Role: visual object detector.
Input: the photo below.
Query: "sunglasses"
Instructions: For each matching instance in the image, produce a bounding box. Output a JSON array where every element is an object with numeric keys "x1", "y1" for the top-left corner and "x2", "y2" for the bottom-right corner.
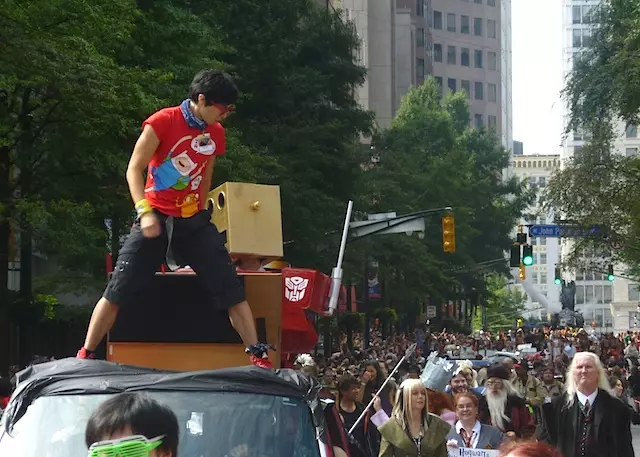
[
  {"x1": 87, "y1": 434, "x2": 164, "y2": 457},
  {"x1": 213, "y1": 103, "x2": 235, "y2": 118}
]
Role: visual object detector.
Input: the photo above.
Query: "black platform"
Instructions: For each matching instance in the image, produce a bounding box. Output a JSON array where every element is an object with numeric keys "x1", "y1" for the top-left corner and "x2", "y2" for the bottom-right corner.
[{"x1": 109, "y1": 274, "x2": 266, "y2": 344}]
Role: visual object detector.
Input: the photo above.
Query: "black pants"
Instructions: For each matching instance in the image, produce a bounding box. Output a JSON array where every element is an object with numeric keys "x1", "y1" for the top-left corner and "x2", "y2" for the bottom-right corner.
[{"x1": 104, "y1": 209, "x2": 245, "y2": 310}]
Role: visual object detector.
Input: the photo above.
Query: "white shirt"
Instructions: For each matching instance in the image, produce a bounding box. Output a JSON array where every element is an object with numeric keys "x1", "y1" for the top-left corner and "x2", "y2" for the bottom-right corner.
[
  {"x1": 576, "y1": 389, "x2": 598, "y2": 408},
  {"x1": 455, "y1": 420, "x2": 482, "y2": 448}
]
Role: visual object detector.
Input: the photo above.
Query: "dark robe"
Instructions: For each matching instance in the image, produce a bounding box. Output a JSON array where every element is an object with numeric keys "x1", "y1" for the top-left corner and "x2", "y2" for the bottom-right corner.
[{"x1": 540, "y1": 389, "x2": 635, "y2": 457}]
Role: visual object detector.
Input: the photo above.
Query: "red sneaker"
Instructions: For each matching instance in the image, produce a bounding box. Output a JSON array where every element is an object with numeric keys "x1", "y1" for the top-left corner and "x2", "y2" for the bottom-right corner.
[
  {"x1": 249, "y1": 354, "x2": 273, "y2": 369},
  {"x1": 76, "y1": 348, "x2": 96, "y2": 359}
]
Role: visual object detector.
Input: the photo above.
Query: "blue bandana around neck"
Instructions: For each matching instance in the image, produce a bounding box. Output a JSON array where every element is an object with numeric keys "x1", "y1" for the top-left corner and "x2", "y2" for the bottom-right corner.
[{"x1": 180, "y1": 99, "x2": 208, "y2": 131}]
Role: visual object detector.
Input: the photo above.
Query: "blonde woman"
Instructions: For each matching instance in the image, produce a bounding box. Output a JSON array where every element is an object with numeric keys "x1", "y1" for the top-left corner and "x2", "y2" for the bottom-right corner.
[{"x1": 378, "y1": 379, "x2": 450, "y2": 457}]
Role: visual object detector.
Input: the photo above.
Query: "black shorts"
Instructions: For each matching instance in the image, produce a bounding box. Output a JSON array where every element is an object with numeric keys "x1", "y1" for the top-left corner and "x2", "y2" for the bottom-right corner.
[{"x1": 103, "y1": 209, "x2": 245, "y2": 310}]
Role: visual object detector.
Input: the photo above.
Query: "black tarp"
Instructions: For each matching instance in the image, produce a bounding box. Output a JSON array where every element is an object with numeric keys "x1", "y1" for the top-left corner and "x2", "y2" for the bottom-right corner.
[{"x1": 3, "y1": 357, "x2": 323, "y2": 436}]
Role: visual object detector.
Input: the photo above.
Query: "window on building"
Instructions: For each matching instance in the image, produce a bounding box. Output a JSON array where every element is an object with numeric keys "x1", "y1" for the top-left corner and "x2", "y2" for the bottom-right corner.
[
  {"x1": 604, "y1": 285, "x2": 612, "y2": 303},
  {"x1": 433, "y1": 11, "x2": 442, "y2": 29},
  {"x1": 461, "y1": 15, "x2": 470, "y2": 34},
  {"x1": 487, "y1": 0, "x2": 495, "y2": 6},
  {"x1": 434, "y1": 43, "x2": 442, "y2": 62},
  {"x1": 604, "y1": 308, "x2": 612, "y2": 327},
  {"x1": 488, "y1": 83, "x2": 497, "y2": 102},
  {"x1": 538, "y1": 176, "x2": 546, "y2": 187},
  {"x1": 574, "y1": 145, "x2": 583, "y2": 157},
  {"x1": 447, "y1": 13, "x2": 456, "y2": 32},
  {"x1": 540, "y1": 273, "x2": 547, "y2": 284},
  {"x1": 416, "y1": 58, "x2": 425, "y2": 80},
  {"x1": 417, "y1": 27, "x2": 425, "y2": 47},
  {"x1": 539, "y1": 237, "x2": 546, "y2": 245},
  {"x1": 474, "y1": 17, "x2": 483, "y2": 36},
  {"x1": 540, "y1": 253, "x2": 547, "y2": 264},
  {"x1": 461, "y1": 48, "x2": 470, "y2": 66},
  {"x1": 461, "y1": 80, "x2": 471, "y2": 98},
  {"x1": 475, "y1": 114, "x2": 483, "y2": 128},
  {"x1": 629, "y1": 284, "x2": 640, "y2": 302},
  {"x1": 533, "y1": 273, "x2": 539, "y2": 284},
  {"x1": 448, "y1": 78, "x2": 456, "y2": 93},
  {"x1": 488, "y1": 19, "x2": 496, "y2": 38},
  {"x1": 626, "y1": 124, "x2": 638, "y2": 138},
  {"x1": 488, "y1": 115, "x2": 497, "y2": 129},
  {"x1": 626, "y1": 147, "x2": 638, "y2": 157},
  {"x1": 572, "y1": 5, "x2": 582, "y2": 24},
  {"x1": 488, "y1": 51, "x2": 497, "y2": 71},
  {"x1": 416, "y1": 0, "x2": 424, "y2": 16},
  {"x1": 576, "y1": 285, "x2": 585, "y2": 304},
  {"x1": 474, "y1": 0, "x2": 482, "y2": 4},
  {"x1": 474, "y1": 82, "x2": 483, "y2": 100},
  {"x1": 447, "y1": 45, "x2": 456, "y2": 65},
  {"x1": 474, "y1": 50, "x2": 483, "y2": 68}
]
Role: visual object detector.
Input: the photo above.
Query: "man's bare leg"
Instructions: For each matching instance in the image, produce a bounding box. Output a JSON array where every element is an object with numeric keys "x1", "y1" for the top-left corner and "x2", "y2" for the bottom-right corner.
[
  {"x1": 228, "y1": 300, "x2": 258, "y2": 347},
  {"x1": 82, "y1": 297, "x2": 120, "y2": 352}
]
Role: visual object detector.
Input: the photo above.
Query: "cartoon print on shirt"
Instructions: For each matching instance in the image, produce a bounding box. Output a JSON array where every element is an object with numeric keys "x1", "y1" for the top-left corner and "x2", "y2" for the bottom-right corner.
[
  {"x1": 145, "y1": 135, "x2": 211, "y2": 193},
  {"x1": 176, "y1": 193, "x2": 200, "y2": 218},
  {"x1": 191, "y1": 133, "x2": 216, "y2": 155},
  {"x1": 146, "y1": 151, "x2": 196, "y2": 192}
]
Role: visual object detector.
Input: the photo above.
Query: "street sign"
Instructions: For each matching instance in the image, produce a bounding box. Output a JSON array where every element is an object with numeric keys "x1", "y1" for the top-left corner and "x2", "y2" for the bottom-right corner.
[
  {"x1": 529, "y1": 224, "x2": 602, "y2": 238},
  {"x1": 426, "y1": 305, "x2": 437, "y2": 318}
]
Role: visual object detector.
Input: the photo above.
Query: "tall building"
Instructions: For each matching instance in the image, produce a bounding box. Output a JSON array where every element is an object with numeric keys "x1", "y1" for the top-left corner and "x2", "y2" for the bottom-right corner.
[
  {"x1": 561, "y1": 0, "x2": 640, "y2": 332},
  {"x1": 511, "y1": 154, "x2": 562, "y2": 319},
  {"x1": 430, "y1": 0, "x2": 512, "y2": 149},
  {"x1": 325, "y1": 0, "x2": 513, "y2": 147}
]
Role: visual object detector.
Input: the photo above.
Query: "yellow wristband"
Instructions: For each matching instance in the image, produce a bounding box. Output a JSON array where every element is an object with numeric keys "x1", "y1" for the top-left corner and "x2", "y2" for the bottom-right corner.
[{"x1": 135, "y1": 199, "x2": 152, "y2": 217}]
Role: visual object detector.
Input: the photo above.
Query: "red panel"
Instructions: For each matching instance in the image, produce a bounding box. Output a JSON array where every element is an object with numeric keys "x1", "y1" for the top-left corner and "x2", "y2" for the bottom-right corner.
[
  {"x1": 282, "y1": 268, "x2": 331, "y2": 314},
  {"x1": 281, "y1": 305, "x2": 318, "y2": 353}
]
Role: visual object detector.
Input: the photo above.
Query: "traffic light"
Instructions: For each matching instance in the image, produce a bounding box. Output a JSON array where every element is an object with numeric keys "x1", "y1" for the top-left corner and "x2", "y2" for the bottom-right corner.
[
  {"x1": 442, "y1": 214, "x2": 456, "y2": 253},
  {"x1": 516, "y1": 232, "x2": 527, "y2": 244},
  {"x1": 519, "y1": 263, "x2": 526, "y2": 280},
  {"x1": 607, "y1": 264, "x2": 614, "y2": 281},
  {"x1": 522, "y1": 245, "x2": 533, "y2": 266},
  {"x1": 509, "y1": 245, "x2": 520, "y2": 267},
  {"x1": 554, "y1": 266, "x2": 561, "y2": 285}
]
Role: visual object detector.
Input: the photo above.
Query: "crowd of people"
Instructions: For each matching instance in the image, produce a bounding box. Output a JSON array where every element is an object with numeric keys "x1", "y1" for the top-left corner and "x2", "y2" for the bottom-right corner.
[{"x1": 292, "y1": 327, "x2": 639, "y2": 456}]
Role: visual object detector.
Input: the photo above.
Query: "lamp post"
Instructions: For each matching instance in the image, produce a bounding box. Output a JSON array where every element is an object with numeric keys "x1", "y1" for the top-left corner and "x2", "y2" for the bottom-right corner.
[{"x1": 346, "y1": 207, "x2": 454, "y2": 349}]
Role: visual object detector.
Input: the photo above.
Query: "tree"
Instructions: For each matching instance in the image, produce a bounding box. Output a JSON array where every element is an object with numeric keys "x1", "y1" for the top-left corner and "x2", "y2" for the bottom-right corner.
[
  {"x1": 545, "y1": 0, "x2": 640, "y2": 270},
  {"x1": 472, "y1": 274, "x2": 527, "y2": 332},
  {"x1": 354, "y1": 79, "x2": 532, "y2": 315},
  {"x1": 209, "y1": 0, "x2": 374, "y2": 270}
]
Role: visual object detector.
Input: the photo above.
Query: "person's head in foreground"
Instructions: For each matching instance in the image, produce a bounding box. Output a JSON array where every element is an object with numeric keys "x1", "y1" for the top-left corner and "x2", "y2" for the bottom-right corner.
[
  {"x1": 85, "y1": 392, "x2": 179, "y2": 457},
  {"x1": 499, "y1": 440, "x2": 564, "y2": 457}
]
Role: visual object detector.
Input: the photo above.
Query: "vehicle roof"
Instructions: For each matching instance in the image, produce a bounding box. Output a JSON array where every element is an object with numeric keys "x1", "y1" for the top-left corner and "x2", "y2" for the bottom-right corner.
[{"x1": 3, "y1": 358, "x2": 321, "y2": 434}]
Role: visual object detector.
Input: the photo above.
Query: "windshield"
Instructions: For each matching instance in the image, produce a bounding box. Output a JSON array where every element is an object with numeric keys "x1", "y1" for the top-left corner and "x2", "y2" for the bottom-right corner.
[{"x1": 0, "y1": 391, "x2": 320, "y2": 457}]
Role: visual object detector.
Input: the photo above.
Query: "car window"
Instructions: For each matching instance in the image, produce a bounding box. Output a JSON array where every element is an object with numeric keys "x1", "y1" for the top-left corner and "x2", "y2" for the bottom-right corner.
[{"x1": 0, "y1": 391, "x2": 319, "y2": 457}]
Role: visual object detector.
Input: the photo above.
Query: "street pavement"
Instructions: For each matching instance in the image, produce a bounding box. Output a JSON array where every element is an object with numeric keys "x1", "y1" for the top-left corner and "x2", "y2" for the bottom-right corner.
[{"x1": 633, "y1": 425, "x2": 640, "y2": 455}]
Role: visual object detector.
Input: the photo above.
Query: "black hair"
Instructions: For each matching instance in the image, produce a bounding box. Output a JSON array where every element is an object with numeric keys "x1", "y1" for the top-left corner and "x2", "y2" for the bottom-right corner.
[
  {"x1": 337, "y1": 374, "x2": 360, "y2": 393},
  {"x1": 0, "y1": 377, "x2": 13, "y2": 397},
  {"x1": 408, "y1": 365, "x2": 420, "y2": 374},
  {"x1": 188, "y1": 69, "x2": 238, "y2": 106},
  {"x1": 85, "y1": 393, "x2": 179, "y2": 456}
]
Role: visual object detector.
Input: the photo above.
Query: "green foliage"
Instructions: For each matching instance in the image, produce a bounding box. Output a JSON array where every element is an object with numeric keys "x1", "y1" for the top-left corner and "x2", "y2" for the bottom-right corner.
[
  {"x1": 471, "y1": 274, "x2": 527, "y2": 332},
  {"x1": 546, "y1": 0, "x2": 640, "y2": 270},
  {"x1": 355, "y1": 78, "x2": 532, "y2": 310},
  {"x1": 1, "y1": 0, "x2": 372, "y2": 304}
]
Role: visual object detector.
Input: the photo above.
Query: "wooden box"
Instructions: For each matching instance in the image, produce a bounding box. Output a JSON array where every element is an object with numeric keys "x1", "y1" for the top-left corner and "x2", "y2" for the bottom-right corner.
[
  {"x1": 207, "y1": 182, "x2": 283, "y2": 261},
  {"x1": 107, "y1": 272, "x2": 282, "y2": 371}
]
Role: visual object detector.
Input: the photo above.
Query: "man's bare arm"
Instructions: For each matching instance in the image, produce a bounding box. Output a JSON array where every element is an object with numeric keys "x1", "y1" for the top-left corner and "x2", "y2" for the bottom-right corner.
[{"x1": 125, "y1": 124, "x2": 160, "y2": 204}]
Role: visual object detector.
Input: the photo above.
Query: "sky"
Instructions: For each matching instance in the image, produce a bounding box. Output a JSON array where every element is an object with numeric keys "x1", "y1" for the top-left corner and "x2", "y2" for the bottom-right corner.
[{"x1": 511, "y1": 0, "x2": 564, "y2": 156}]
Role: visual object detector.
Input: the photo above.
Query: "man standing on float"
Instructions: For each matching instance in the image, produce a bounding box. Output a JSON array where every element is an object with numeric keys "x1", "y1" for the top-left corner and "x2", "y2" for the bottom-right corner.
[{"x1": 76, "y1": 69, "x2": 273, "y2": 368}]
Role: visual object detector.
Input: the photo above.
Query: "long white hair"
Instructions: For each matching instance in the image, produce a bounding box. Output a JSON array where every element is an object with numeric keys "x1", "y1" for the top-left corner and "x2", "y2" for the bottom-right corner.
[{"x1": 564, "y1": 352, "x2": 612, "y2": 407}]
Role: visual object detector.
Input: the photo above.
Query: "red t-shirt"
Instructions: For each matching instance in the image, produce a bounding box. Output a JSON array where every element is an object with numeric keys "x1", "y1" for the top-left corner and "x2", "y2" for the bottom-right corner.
[{"x1": 142, "y1": 106, "x2": 226, "y2": 217}]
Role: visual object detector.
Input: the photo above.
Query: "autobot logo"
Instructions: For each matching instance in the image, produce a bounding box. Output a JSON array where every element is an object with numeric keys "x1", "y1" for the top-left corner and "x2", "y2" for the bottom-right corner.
[{"x1": 285, "y1": 276, "x2": 309, "y2": 302}]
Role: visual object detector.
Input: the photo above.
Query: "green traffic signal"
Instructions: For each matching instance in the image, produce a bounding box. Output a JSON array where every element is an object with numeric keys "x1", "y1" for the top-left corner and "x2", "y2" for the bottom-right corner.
[
  {"x1": 554, "y1": 266, "x2": 561, "y2": 285},
  {"x1": 522, "y1": 245, "x2": 533, "y2": 266},
  {"x1": 554, "y1": 278, "x2": 561, "y2": 285},
  {"x1": 607, "y1": 264, "x2": 614, "y2": 281}
]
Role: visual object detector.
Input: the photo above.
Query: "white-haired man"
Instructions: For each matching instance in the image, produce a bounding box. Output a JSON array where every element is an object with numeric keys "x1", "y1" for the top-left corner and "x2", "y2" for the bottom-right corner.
[
  {"x1": 477, "y1": 364, "x2": 534, "y2": 439},
  {"x1": 541, "y1": 351, "x2": 634, "y2": 457}
]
